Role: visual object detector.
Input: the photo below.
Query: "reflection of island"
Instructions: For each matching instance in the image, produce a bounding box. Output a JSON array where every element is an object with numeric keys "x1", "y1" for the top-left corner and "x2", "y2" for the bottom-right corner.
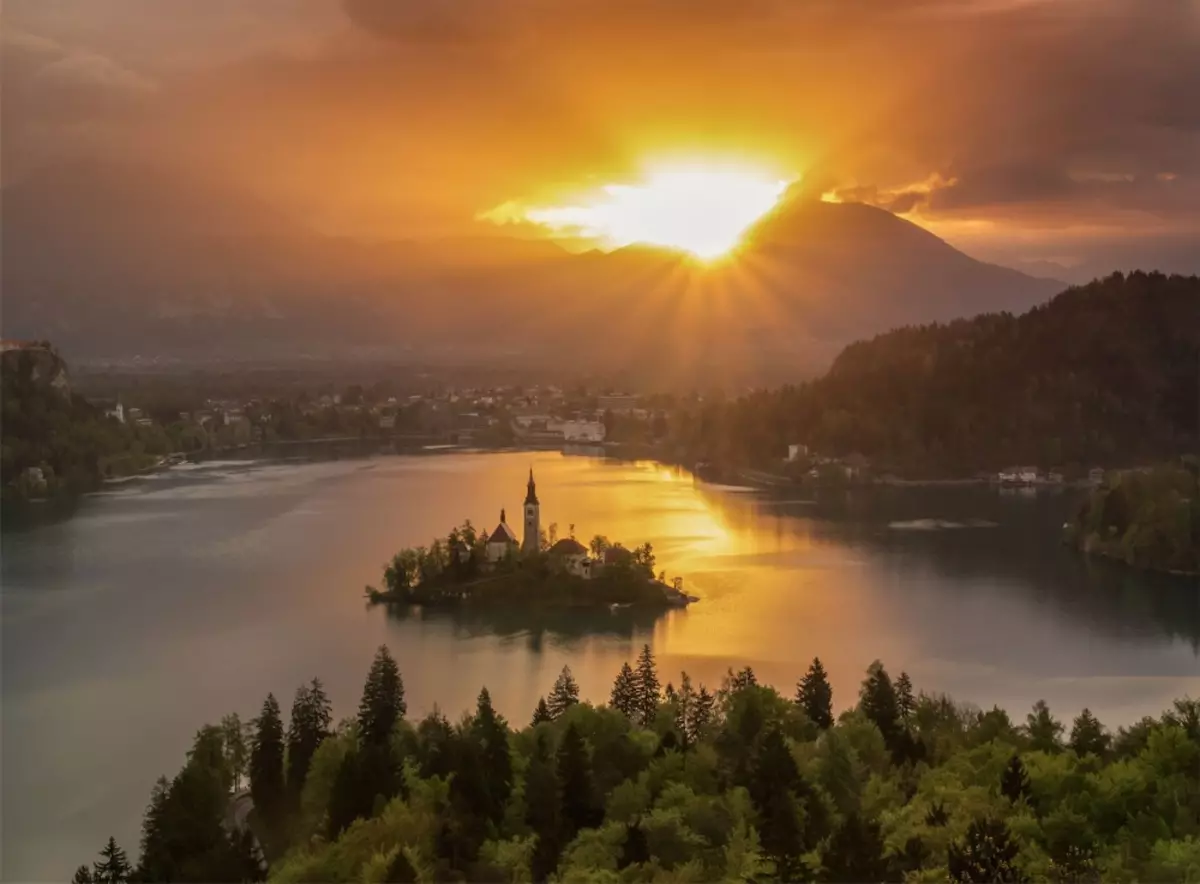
[{"x1": 367, "y1": 469, "x2": 697, "y2": 610}]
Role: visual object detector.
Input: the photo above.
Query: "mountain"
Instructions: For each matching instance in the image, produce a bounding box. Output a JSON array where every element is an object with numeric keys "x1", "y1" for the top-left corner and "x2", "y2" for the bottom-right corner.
[
  {"x1": 1, "y1": 162, "x2": 1062, "y2": 385},
  {"x1": 681, "y1": 271, "x2": 1200, "y2": 474}
]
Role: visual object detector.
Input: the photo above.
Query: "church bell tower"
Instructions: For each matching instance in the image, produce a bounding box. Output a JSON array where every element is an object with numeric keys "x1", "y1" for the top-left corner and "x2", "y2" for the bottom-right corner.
[{"x1": 523, "y1": 467, "x2": 540, "y2": 553}]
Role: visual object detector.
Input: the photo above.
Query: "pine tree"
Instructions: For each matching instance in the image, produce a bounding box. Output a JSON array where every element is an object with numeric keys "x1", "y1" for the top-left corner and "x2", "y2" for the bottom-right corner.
[
  {"x1": 1025, "y1": 700, "x2": 1065, "y2": 753},
  {"x1": 948, "y1": 818, "x2": 1026, "y2": 883},
  {"x1": 618, "y1": 822, "x2": 651, "y2": 869},
  {"x1": 1069, "y1": 708, "x2": 1110, "y2": 757},
  {"x1": 634, "y1": 644, "x2": 661, "y2": 727},
  {"x1": 220, "y1": 712, "x2": 250, "y2": 792},
  {"x1": 359, "y1": 645, "x2": 406, "y2": 747},
  {"x1": 925, "y1": 800, "x2": 950, "y2": 827},
  {"x1": 824, "y1": 813, "x2": 889, "y2": 883},
  {"x1": 470, "y1": 687, "x2": 513, "y2": 823},
  {"x1": 288, "y1": 678, "x2": 333, "y2": 801},
  {"x1": 525, "y1": 734, "x2": 561, "y2": 881},
  {"x1": 557, "y1": 722, "x2": 600, "y2": 838},
  {"x1": 249, "y1": 693, "x2": 286, "y2": 826},
  {"x1": 687, "y1": 685, "x2": 715, "y2": 741},
  {"x1": 547, "y1": 665, "x2": 580, "y2": 719},
  {"x1": 92, "y1": 836, "x2": 133, "y2": 884},
  {"x1": 896, "y1": 671, "x2": 916, "y2": 721},
  {"x1": 729, "y1": 666, "x2": 758, "y2": 692},
  {"x1": 675, "y1": 672, "x2": 696, "y2": 747},
  {"x1": 531, "y1": 696, "x2": 552, "y2": 726},
  {"x1": 72, "y1": 866, "x2": 94, "y2": 884},
  {"x1": 136, "y1": 776, "x2": 171, "y2": 881},
  {"x1": 1000, "y1": 754, "x2": 1032, "y2": 804},
  {"x1": 859, "y1": 660, "x2": 900, "y2": 745},
  {"x1": 796, "y1": 657, "x2": 834, "y2": 730},
  {"x1": 749, "y1": 728, "x2": 806, "y2": 882},
  {"x1": 610, "y1": 662, "x2": 639, "y2": 719}
]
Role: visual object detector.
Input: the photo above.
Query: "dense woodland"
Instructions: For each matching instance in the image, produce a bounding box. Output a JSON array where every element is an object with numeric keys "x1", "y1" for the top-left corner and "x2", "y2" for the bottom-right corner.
[
  {"x1": 671, "y1": 273, "x2": 1200, "y2": 475},
  {"x1": 0, "y1": 346, "x2": 174, "y2": 496},
  {"x1": 75, "y1": 646, "x2": 1200, "y2": 883},
  {"x1": 1068, "y1": 461, "x2": 1200, "y2": 575}
]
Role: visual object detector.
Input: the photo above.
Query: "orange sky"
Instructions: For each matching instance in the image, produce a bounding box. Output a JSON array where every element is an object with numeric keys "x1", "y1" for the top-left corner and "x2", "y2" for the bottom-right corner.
[{"x1": 2, "y1": 0, "x2": 1198, "y2": 274}]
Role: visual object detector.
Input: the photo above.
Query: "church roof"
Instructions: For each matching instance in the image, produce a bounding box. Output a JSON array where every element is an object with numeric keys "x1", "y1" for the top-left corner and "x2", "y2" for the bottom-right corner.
[
  {"x1": 487, "y1": 521, "x2": 518, "y2": 544},
  {"x1": 525, "y1": 467, "x2": 539, "y2": 505},
  {"x1": 548, "y1": 537, "x2": 587, "y2": 556}
]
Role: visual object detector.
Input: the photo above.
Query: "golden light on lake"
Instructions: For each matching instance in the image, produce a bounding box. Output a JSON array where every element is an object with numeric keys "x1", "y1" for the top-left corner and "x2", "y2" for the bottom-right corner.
[{"x1": 485, "y1": 161, "x2": 792, "y2": 259}]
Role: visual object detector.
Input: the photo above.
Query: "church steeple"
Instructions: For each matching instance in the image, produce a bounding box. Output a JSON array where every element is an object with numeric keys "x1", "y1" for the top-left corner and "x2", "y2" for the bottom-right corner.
[{"x1": 522, "y1": 467, "x2": 540, "y2": 553}]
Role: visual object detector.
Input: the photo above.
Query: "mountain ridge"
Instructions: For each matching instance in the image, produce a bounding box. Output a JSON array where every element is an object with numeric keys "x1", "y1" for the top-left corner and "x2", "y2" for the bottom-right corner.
[{"x1": 1, "y1": 161, "x2": 1063, "y2": 384}]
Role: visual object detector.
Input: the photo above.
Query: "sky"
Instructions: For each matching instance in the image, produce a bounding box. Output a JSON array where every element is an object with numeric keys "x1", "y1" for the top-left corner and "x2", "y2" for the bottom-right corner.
[{"x1": 3, "y1": 0, "x2": 1198, "y2": 274}]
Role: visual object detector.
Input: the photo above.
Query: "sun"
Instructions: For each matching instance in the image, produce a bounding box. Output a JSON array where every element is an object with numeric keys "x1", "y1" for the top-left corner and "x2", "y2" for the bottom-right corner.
[{"x1": 492, "y1": 162, "x2": 791, "y2": 259}]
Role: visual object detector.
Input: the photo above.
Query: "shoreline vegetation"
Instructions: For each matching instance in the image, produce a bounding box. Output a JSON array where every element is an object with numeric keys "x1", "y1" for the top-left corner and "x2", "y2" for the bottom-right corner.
[
  {"x1": 365, "y1": 522, "x2": 695, "y2": 610},
  {"x1": 73, "y1": 646, "x2": 1200, "y2": 883},
  {"x1": 1065, "y1": 460, "x2": 1200, "y2": 577}
]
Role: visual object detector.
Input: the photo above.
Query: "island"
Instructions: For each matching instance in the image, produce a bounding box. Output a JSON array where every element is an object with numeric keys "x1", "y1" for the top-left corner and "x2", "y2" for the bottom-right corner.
[
  {"x1": 365, "y1": 469, "x2": 697, "y2": 609},
  {"x1": 1064, "y1": 460, "x2": 1200, "y2": 576}
]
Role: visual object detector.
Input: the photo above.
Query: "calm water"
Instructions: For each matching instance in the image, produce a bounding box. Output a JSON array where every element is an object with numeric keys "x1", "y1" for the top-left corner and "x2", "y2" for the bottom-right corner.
[{"x1": 3, "y1": 451, "x2": 1198, "y2": 880}]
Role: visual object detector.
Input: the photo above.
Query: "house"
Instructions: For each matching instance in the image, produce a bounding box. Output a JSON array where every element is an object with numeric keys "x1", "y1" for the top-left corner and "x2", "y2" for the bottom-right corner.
[
  {"x1": 558, "y1": 420, "x2": 605, "y2": 443},
  {"x1": 484, "y1": 509, "x2": 519, "y2": 562},
  {"x1": 1088, "y1": 467, "x2": 1106, "y2": 486},
  {"x1": 999, "y1": 466, "x2": 1039, "y2": 485},
  {"x1": 597, "y1": 395, "x2": 638, "y2": 414},
  {"x1": 548, "y1": 537, "x2": 592, "y2": 577},
  {"x1": 787, "y1": 443, "x2": 808, "y2": 463}
]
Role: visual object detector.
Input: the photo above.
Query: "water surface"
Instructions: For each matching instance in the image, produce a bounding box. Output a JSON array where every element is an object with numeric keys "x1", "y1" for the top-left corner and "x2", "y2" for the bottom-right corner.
[{"x1": 3, "y1": 452, "x2": 1197, "y2": 880}]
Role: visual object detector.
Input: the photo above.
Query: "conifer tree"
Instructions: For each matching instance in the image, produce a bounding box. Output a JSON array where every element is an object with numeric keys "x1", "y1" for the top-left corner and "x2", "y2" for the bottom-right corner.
[
  {"x1": 610, "y1": 662, "x2": 639, "y2": 719},
  {"x1": 470, "y1": 687, "x2": 513, "y2": 823},
  {"x1": 925, "y1": 800, "x2": 950, "y2": 827},
  {"x1": 859, "y1": 660, "x2": 900, "y2": 745},
  {"x1": 287, "y1": 678, "x2": 333, "y2": 801},
  {"x1": 687, "y1": 686, "x2": 716, "y2": 741},
  {"x1": 1000, "y1": 754, "x2": 1032, "y2": 804},
  {"x1": 136, "y1": 776, "x2": 171, "y2": 881},
  {"x1": 219, "y1": 712, "x2": 250, "y2": 792},
  {"x1": 675, "y1": 672, "x2": 696, "y2": 746},
  {"x1": 557, "y1": 722, "x2": 599, "y2": 838},
  {"x1": 249, "y1": 693, "x2": 286, "y2": 826},
  {"x1": 547, "y1": 665, "x2": 581, "y2": 719},
  {"x1": 92, "y1": 836, "x2": 133, "y2": 884},
  {"x1": 634, "y1": 644, "x2": 661, "y2": 726},
  {"x1": 824, "y1": 813, "x2": 889, "y2": 883},
  {"x1": 359, "y1": 645, "x2": 406, "y2": 747},
  {"x1": 749, "y1": 728, "x2": 806, "y2": 881},
  {"x1": 1069, "y1": 708, "x2": 1110, "y2": 757},
  {"x1": 796, "y1": 657, "x2": 834, "y2": 730},
  {"x1": 896, "y1": 671, "x2": 916, "y2": 721},
  {"x1": 531, "y1": 696, "x2": 553, "y2": 725},
  {"x1": 524, "y1": 734, "x2": 561, "y2": 881},
  {"x1": 618, "y1": 822, "x2": 651, "y2": 869},
  {"x1": 947, "y1": 818, "x2": 1025, "y2": 883},
  {"x1": 1026, "y1": 700, "x2": 1065, "y2": 753},
  {"x1": 72, "y1": 866, "x2": 93, "y2": 884},
  {"x1": 729, "y1": 666, "x2": 758, "y2": 692}
]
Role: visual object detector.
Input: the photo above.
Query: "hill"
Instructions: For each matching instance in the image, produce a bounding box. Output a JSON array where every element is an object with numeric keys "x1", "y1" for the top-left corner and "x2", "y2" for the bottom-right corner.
[
  {"x1": 676, "y1": 272, "x2": 1200, "y2": 474},
  {"x1": 0, "y1": 161, "x2": 1060, "y2": 385}
]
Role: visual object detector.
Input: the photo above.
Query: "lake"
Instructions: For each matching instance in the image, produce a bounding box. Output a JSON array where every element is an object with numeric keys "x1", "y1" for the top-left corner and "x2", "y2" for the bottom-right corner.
[{"x1": 3, "y1": 451, "x2": 1198, "y2": 880}]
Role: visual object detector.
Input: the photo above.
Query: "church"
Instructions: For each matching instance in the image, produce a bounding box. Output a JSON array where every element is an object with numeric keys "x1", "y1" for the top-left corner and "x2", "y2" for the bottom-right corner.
[{"x1": 484, "y1": 468, "x2": 541, "y2": 562}]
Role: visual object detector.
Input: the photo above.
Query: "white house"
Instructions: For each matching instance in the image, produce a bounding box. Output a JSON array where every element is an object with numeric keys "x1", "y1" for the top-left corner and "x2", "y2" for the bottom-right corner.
[
  {"x1": 548, "y1": 537, "x2": 593, "y2": 577},
  {"x1": 558, "y1": 420, "x2": 605, "y2": 443},
  {"x1": 484, "y1": 509, "x2": 519, "y2": 562}
]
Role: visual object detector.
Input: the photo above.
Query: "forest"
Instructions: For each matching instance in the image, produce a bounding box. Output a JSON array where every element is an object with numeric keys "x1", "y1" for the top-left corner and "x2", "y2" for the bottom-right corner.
[
  {"x1": 74, "y1": 646, "x2": 1200, "y2": 883},
  {"x1": 0, "y1": 345, "x2": 175, "y2": 497},
  {"x1": 668, "y1": 272, "x2": 1200, "y2": 476},
  {"x1": 1067, "y1": 460, "x2": 1200, "y2": 575}
]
